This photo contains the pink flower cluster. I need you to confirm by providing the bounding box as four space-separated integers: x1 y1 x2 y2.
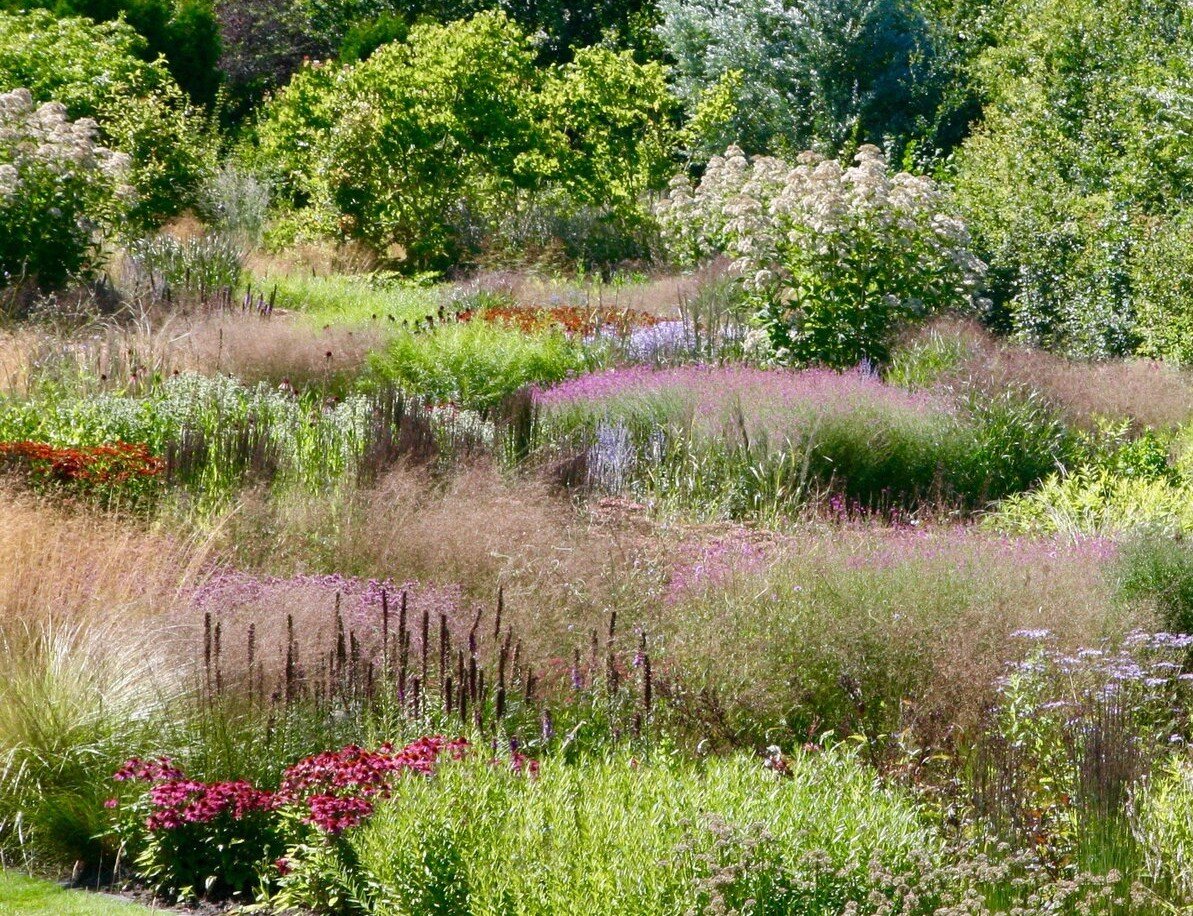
277 736 469 833
113 756 185 783
665 528 773 604
112 737 470 837
143 780 276 831
533 365 941 419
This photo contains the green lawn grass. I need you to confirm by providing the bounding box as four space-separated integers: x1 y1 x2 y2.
0 871 157 914
262 272 441 326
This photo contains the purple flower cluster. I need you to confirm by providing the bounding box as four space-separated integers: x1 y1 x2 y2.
1004 630 1193 701
666 529 774 603
534 365 942 419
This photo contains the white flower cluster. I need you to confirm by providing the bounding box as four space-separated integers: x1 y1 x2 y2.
659 144 987 302
656 145 988 365
0 88 131 202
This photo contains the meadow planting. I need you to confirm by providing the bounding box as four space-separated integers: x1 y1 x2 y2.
6 0 1193 911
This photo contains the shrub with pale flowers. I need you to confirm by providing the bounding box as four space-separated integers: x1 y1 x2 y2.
0 88 131 290
657 145 987 367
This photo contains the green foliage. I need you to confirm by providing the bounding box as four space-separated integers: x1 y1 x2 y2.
252 12 675 270
951 0 1193 357
326 12 543 269
266 272 440 325
657 0 951 161
336 12 408 62
989 471 1193 538
0 90 130 291
0 11 215 229
885 327 971 390
1118 536 1193 636
275 750 940 915
1138 759 1193 899
540 48 675 212
0 0 223 105
956 386 1076 503
370 322 591 414
1132 208 1193 366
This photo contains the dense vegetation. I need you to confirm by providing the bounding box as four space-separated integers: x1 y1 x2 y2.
6 0 1193 911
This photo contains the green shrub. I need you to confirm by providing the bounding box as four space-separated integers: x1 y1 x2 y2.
252 12 674 270
989 471 1193 538
0 11 215 230
370 321 591 414
657 145 986 368
0 89 131 291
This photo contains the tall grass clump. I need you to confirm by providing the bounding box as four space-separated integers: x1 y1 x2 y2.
653 527 1132 750
0 621 171 869
371 321 593 414
532 365 1074 519
122 233 245 310
1118 535 1193 634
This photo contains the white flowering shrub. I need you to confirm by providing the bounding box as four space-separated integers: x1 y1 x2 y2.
0 88 131 289
657 145 987 367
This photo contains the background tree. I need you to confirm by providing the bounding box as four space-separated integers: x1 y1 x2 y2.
951 0 1193 357
657 0 950 162
0 11 216 228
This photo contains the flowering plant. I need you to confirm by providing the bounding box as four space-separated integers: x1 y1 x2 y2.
657 145 987 367
0 88 130 290
0 439 164 503
107 738 471 902
973 631 1193 867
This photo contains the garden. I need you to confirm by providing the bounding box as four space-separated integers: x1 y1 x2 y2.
5 0 1193 912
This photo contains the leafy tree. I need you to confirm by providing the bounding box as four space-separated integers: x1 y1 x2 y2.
657 0 948 161
0 11 215 228
252 12 676 270
951 0 1193 357
0 0 222 105
325 11 543 268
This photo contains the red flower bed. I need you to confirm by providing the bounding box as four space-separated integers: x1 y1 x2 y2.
455 305 662 337
0 440 164 485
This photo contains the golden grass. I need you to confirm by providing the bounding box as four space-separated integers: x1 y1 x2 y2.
0 491 213 633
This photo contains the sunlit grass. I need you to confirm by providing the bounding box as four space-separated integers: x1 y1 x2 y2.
0 871 155 914
261 273 441 326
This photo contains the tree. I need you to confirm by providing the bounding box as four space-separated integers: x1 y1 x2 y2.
657 0 947 161
0 11 215 228
951 0 1193 357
